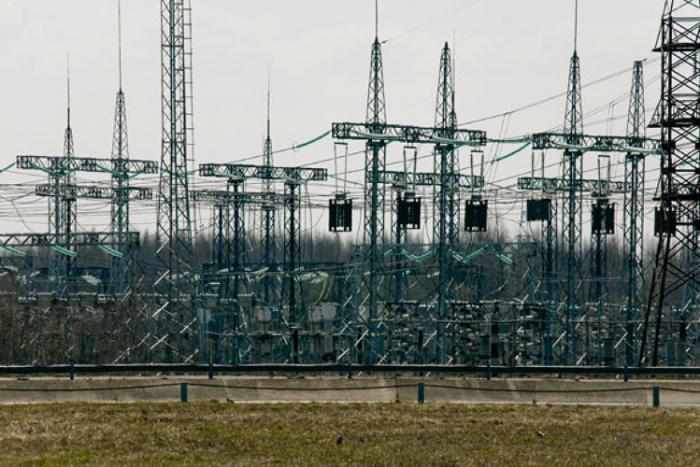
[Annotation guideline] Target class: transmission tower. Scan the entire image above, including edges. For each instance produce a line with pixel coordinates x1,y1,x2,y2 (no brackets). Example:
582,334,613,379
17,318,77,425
624,60,646,366
261,78,278,304
110,0,133,294
48,60,78,296
643,0,700,366
433,42,458,363
561,1,584,365
363,5,387,364
155,0,196,361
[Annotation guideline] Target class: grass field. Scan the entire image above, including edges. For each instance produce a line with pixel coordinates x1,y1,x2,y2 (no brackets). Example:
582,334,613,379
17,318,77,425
1,403,699,465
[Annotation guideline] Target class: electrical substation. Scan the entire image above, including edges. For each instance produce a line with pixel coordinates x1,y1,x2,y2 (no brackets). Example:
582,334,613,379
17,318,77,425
2,0,699,371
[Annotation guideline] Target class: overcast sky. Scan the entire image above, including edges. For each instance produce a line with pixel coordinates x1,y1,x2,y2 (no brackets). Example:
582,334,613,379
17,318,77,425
0,0,663,233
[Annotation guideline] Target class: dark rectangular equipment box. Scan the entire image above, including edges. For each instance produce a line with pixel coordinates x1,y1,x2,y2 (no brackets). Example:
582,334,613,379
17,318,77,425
398,194,421,230
592,199,615,235
329,197,353,232
465,199,488,232
526,199,551,222
654,207,677,236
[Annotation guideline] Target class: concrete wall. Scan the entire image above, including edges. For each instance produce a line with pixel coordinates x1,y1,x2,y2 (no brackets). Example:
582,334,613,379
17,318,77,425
0,377,699,406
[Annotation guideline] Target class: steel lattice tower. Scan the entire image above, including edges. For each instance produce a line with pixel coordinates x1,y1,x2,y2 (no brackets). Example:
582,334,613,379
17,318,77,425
155,0,196,360
643,0,700,366
110,0,132,293
433,42,458,363
562,5,584,365
624,60,646,366
363,15,387,364
261,80,278,304
50,62,78,295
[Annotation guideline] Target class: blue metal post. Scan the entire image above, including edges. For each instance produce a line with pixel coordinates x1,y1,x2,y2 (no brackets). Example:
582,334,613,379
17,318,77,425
418,382,425,404
180,382,189,402
652,386,660,408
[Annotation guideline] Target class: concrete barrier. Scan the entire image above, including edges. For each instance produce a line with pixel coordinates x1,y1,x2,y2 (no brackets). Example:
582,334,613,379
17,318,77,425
0,377,699,406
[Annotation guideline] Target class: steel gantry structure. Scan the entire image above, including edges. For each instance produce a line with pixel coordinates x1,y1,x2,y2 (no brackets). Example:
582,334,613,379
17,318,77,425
16,155,157,294
332,115,486,365
522,132,661,365
199,162,328,362
191,188,285,364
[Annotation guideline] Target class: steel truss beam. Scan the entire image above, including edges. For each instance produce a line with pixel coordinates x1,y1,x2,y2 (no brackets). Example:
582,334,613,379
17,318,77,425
332,122,487,147
199,164,327,182
17,155,158,175
531,133,661,154
378,170,484,189
35,185,153,201
0,232,139,248
190,190,283,205
517,177,626,194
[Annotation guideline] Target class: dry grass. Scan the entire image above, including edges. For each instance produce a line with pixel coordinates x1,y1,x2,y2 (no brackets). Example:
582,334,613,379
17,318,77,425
1,403,699,465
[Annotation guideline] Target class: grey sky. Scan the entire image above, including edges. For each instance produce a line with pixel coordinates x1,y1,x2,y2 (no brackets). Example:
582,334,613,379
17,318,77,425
0,0,663,233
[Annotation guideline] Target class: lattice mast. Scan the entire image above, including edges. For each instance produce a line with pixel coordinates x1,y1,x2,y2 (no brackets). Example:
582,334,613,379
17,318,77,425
364,0,387,364
155,0,196,360
110,0,133,293
562,0,584,365
433,42,458,363
642,0,700,366
51,58,78,294
624,60,646,366
261,77,278,304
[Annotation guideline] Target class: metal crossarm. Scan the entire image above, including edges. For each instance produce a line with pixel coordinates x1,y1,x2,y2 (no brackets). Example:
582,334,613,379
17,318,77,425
17,155,158,175
35,184,153,201
190,190,283,204
378,170,484,189
531,133,661,154
518,177,625,194
199,163,328,182
0,232,139,248
331,122,487,146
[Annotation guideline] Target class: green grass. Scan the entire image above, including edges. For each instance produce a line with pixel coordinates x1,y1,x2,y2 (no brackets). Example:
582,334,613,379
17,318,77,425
1,403,700,465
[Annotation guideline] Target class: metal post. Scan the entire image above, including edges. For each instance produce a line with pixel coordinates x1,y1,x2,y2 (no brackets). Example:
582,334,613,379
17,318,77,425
652,386,660,408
